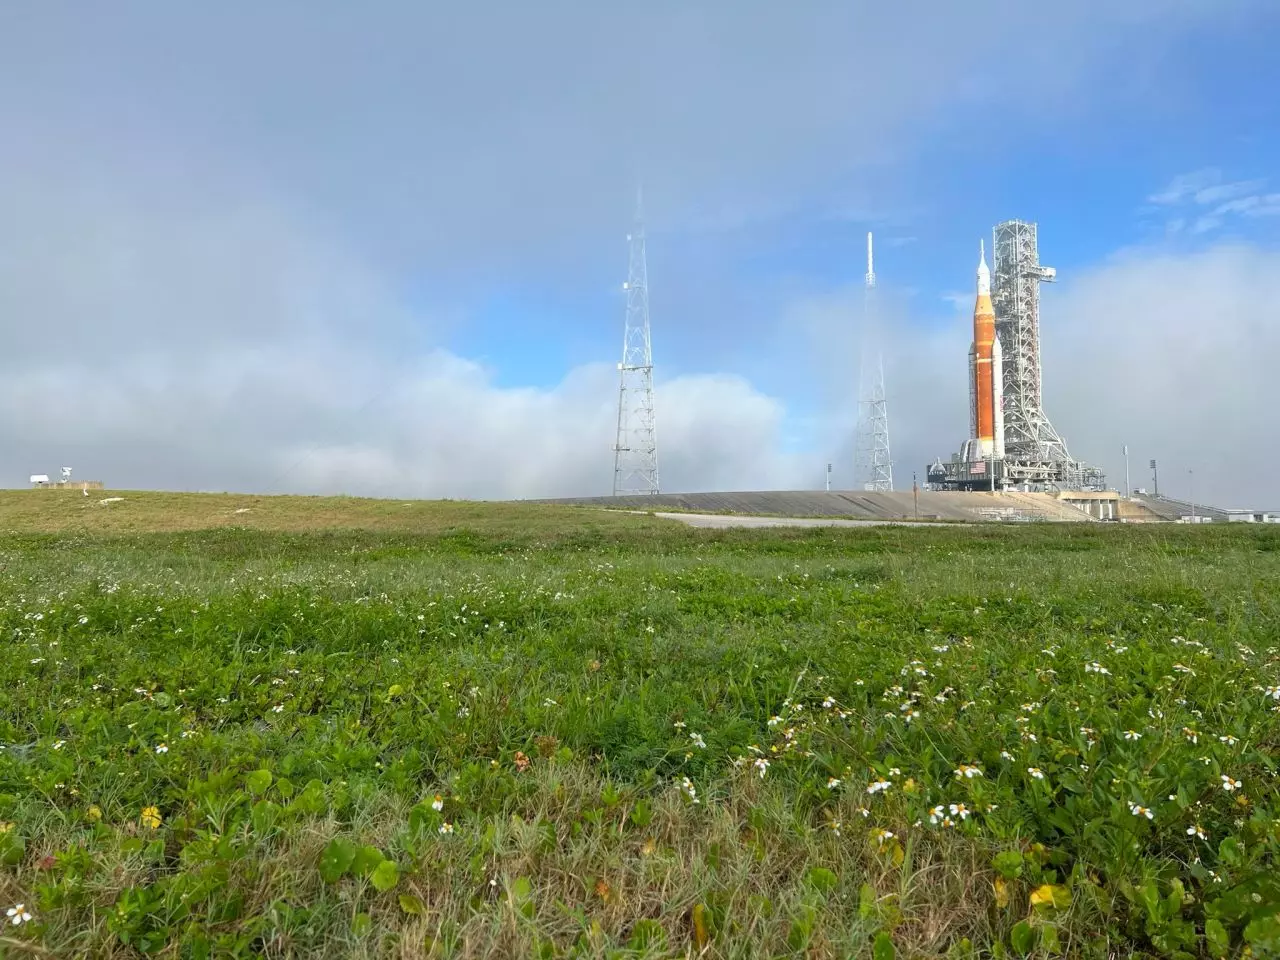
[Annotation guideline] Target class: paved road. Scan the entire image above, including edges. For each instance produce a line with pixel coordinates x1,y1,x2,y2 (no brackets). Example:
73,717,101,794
651,512,953,529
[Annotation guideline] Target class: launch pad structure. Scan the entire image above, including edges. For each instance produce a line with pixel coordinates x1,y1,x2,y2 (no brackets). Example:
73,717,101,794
928,220,1105,493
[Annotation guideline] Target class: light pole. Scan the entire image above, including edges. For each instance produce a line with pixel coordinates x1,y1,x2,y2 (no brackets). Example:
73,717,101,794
1150,459,1159,498
913,471,919,520
1123,445,1130,498
826,463,832,492
1189,469,1196,522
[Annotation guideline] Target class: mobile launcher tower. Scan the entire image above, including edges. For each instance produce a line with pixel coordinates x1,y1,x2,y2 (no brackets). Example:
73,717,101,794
927,220,1105,492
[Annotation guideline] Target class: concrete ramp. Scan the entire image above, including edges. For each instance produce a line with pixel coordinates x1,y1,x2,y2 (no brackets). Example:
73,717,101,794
527,490,1092,522
1128,494,1229,522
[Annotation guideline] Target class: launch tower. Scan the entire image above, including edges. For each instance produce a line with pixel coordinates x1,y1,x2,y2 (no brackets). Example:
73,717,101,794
612,188,660,496
991,220,1103,490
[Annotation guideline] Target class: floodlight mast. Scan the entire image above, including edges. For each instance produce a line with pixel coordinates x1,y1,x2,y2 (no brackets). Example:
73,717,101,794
612,187,659,496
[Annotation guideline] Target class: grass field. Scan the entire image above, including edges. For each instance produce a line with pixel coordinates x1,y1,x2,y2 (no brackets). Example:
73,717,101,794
2,490,1279,958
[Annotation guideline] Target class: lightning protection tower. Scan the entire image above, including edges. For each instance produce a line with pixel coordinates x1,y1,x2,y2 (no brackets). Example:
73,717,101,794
855,232,893,491
612,188,660,496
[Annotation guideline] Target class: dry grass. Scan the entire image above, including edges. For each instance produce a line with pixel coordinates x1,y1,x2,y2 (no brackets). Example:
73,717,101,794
0,489,658,538
2,760,1004,959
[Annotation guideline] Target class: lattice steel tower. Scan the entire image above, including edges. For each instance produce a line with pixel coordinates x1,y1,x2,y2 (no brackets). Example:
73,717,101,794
854,232,893,491
612,188,659,496
991,220,1103,490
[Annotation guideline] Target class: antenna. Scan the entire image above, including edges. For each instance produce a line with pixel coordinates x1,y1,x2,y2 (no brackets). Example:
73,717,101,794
612,186,660,496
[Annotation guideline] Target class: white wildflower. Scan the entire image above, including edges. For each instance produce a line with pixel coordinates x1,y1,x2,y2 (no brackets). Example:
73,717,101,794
679,776,699,803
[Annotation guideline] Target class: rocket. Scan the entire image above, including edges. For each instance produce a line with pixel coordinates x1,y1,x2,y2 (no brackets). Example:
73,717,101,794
968,241,1004,460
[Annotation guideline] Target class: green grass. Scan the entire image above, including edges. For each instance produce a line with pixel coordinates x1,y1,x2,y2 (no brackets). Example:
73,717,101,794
1,492,1279,958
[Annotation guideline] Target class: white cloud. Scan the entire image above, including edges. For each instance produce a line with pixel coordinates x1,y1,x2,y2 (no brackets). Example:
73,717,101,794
0,164,815,498
1043,243,1280,508
1,2,1267,272
1212,193,1280,217
1149,168,1223,205
939,291,974,311
0,346,812,500
1194,180,1266,205
1147,169,1277,236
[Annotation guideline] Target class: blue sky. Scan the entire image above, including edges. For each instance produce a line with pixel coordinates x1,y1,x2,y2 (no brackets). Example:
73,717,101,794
1,2,1278,505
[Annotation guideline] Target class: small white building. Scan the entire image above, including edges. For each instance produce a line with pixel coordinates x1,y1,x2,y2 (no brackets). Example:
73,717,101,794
1227,511,1280,523
29,474,50,486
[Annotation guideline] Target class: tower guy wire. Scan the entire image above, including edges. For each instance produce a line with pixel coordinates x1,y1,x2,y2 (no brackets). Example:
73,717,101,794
854,232,893,492
612,187,660,496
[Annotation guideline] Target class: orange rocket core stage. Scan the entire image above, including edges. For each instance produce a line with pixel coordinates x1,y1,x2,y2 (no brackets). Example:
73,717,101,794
969,242,1001,460
973,282,996,445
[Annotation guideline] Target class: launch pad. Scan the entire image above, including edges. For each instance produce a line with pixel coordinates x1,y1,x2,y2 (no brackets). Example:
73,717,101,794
928,220,1105,494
